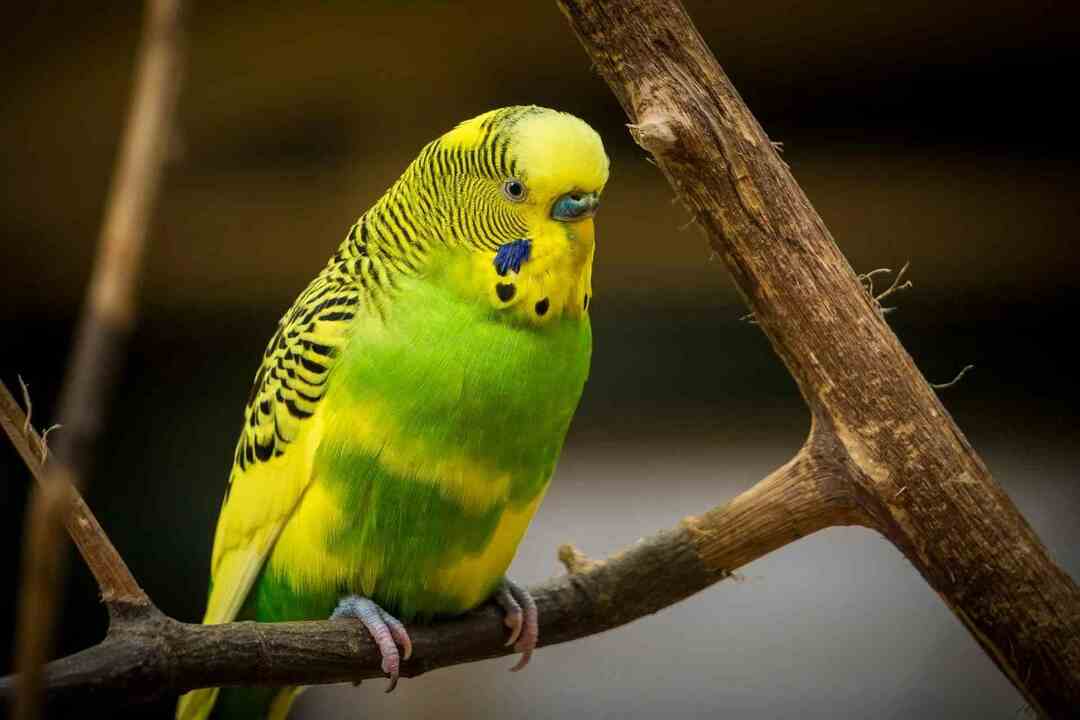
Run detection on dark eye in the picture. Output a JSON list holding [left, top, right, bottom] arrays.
[[502, 179, 526, 202]]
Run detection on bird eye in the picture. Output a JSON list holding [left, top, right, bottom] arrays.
[[502, 179, 526, 202]]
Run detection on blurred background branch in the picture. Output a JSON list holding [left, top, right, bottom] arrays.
[[8, 0, 185, 717]]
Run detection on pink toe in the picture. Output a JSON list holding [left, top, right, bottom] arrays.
[[380, 610, 414, 661], [509, 649, 532, 672], [498, 579, 538, 672]]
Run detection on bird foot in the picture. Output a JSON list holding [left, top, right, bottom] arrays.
[[494, 578, 538, 671], [331, 595, 413, 692]]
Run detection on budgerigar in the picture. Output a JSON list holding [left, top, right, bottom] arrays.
[[176, 106, 608, 720]]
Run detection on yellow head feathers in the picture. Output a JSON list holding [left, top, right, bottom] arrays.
[[438, 105, 609, 227], [509, 108, 609, 196]]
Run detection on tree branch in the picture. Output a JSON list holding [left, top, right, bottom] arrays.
[[0, 383, 148, 607], [10, 1, 185, 717], [556, 0, 1080, 715], [4, 0, 1078, 716], [52, 0, 186, 475], [0, 437, 854, 711]]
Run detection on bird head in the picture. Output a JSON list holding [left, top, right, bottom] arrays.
[[416, 106, 610, 323]]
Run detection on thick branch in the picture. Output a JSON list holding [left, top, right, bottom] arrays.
[[11, 1, 185, 717], [1, 440, 855, 709], [558, 0, 1080, 715]]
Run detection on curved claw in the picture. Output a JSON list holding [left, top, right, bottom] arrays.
[[497, 583, 524, 647], [509, 645, 534, 673], [332, 595, 413, 692], [495, 578, 538, 672], [377, 606, 413, 661]]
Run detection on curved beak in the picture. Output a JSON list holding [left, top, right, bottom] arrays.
[[551, 191, 600, 222]]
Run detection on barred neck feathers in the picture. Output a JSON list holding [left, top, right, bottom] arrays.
[[330, 106, 609, 325]]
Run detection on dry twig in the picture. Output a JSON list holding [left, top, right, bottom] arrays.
[[859, 262, 913, 316], [10, 1, 186, 718], [932, 364, 976, 390]]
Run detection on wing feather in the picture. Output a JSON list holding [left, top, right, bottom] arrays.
[[177, 255, 360, 720]]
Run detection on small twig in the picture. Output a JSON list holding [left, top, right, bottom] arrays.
[[18, 376, 32, 434], [858, 262, 913, 316], [874, 261, 913, 305], [38, 424, 62, 464], [558, 544, 603, 575], [4, 383, 75, 720], [858, 267, 894, 298], [931, 364, 975, 390], [1, 381, 150, 601], [14, 379, 63, 463]]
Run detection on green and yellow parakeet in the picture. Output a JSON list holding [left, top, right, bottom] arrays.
[[176, 106, 608, 720]]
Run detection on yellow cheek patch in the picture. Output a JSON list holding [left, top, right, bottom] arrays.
[[439, 219, 594, 326]]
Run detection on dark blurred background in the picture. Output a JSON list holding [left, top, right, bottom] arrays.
[[3, 1, 1078, 718]]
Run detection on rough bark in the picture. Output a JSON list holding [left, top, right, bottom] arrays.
[[557, 0, 1080, 715]]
